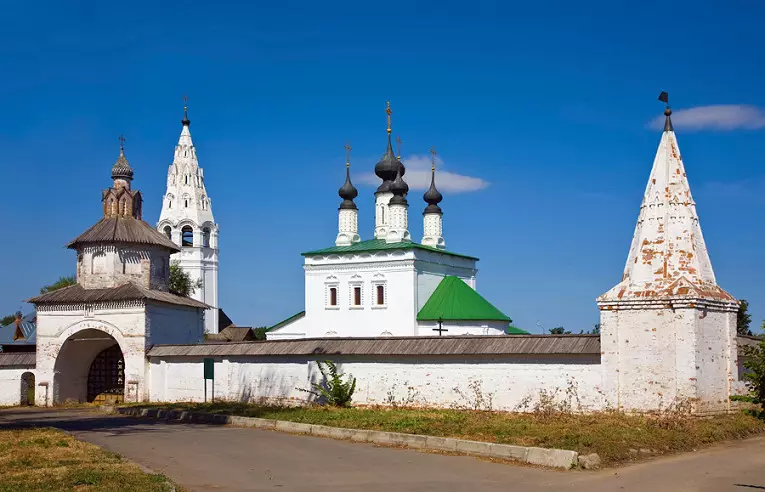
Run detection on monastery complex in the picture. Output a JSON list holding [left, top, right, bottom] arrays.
[[0, 95, 751, 415]]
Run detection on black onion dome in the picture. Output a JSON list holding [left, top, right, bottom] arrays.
[[423, 169, 443, 214], [338, 165, 358, 210], [111, 148, 134, 181], [374, 135, 403, 192], [389, 167, 409, 206]]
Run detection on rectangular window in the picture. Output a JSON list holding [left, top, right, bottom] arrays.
[[353, 286, 361, 306], [330, 287, 337, 306], [376, 285, 385, 305]]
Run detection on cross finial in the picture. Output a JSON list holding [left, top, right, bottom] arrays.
[[396, 135, 402, 160], [344, 142, 352, 167], [385, 101, 392, 134], [429, 146, 437, 172], [182, 95, 190, 126], [118, 134, 126, 153]]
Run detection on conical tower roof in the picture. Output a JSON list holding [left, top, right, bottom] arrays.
[[600, 98, 734, 302]]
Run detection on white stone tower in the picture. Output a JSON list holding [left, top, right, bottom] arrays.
[[421, 147, 445, 249], [335, 144, 361, 247], [598, 93, 739, 414], [157, 102, 220, 333]]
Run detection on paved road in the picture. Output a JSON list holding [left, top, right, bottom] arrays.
[[2, 408, 765, 491]]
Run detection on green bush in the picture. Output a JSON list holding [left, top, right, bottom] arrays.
[[741, 338, 765, 418], [302, 361, 356, 407]]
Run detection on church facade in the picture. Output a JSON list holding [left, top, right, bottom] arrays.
[[156, 106, 220, 334], [268, 104, 513, 339]]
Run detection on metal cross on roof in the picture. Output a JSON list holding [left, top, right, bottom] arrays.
[[344, 142, 352, 166], [429, 146, 437, 171], [118, 134, 126, 151]]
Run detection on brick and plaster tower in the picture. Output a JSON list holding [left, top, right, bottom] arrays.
[[157, 101, 220, 333], [421, 147, 445, 249], [598, 93, 739, 414], [374, 102, 404, 240], [335, 143, 360, 247]]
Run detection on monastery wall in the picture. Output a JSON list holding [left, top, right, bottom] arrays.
[[148, 354, 605, 411], [145, 304, 205, 346], [0, 368, 35, 406]]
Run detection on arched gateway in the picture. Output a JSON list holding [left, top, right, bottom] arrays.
[[25, 140, 207, 406]]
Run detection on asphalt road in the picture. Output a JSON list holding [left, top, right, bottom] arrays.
[[2, 407, 765, 492]]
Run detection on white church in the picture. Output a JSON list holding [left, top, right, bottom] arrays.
[[269, 103, 514, 339], [0, 94, 748, 415]]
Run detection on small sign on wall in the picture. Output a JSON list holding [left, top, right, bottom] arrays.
[[203, 358, 214, 402]]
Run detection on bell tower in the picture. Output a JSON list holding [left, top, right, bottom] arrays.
[[157, 99, 220, 333]]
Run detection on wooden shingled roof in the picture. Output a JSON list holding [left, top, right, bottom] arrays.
[[67, 216, 180, 252], [148, 334, 602, 358], [26, 282, 208, 309], [0, 352, 35, 367]]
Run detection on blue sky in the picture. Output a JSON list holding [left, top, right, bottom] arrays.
[[2, 1, 764, 333]]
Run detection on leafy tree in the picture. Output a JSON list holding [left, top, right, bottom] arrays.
[[253, 327, 268, 341], [40, 275, 76, 294], [737, 299, 753, 336], [549, 326, 571, 335], [579, 323, 600, 335], [301, 361, 356, 407], [169, 262, 202, 297], [740, 338, 765, 418], [0, 314, 17, 326]]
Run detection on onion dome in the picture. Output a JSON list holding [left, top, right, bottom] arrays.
[[338, 163, 358, 210], [423, 167, 443, 214], [375, 135, 402, 192], [389, 166, 409, 206], [111, 141, 134, 182]]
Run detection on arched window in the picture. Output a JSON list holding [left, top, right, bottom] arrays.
[[163, 226, 172, 239], [185, 175, 189, 185], [184, 199, 189, 208], [329, 287, 338, 306], [201, 196, 207, 210], [182, 226, 194, 247], [202, 227, 211, 248], [376, 285, 385, 306]]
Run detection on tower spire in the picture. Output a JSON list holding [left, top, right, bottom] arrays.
[[658, 91, 672, 132], [111, 134, 134, 188], [182, 95, 191, 127], [396, 135, 402, 160], [422, 146, 445, 249]]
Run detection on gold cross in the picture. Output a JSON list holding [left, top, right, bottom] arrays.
[[396, 135, 402, 159], [119, 134, 126, 151], [429, 146, 437, 171], [344, 142, 352, 166], [385, 101, 392, 134], [183, 95, 188, 118]]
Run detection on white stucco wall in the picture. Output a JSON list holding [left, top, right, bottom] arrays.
[[0, 367, 35, 406], [148, 354, 604, 412], [145, 304, 205, 346]]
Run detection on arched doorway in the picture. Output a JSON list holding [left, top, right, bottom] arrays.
[[87, 345, 124, 404], [52, 329, 126, 405], [20, 372, 35, 405]]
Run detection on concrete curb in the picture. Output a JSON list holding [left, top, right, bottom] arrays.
[[107, 406, 579, 469]]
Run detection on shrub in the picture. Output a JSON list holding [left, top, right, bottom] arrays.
[[741, 337, 765, 418], [303, 361, 356, 407]]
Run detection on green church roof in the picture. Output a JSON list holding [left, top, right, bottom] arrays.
[[506, 325, 529, 334], [302, 239, 478, 261], [417, 276, 511, 322]]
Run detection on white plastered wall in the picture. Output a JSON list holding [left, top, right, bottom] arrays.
[[0, 367, 35, 406]]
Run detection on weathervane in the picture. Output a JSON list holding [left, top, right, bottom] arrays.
[[385, 101, 392, 134], [658, 91, 669, 109], [396, 135, 402, 160], [344, 142, 352, 167]]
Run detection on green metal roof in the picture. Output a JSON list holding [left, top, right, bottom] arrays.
[[302, 239, 478, 261], [506, 325, 529, 335], [417, 276, 511, 322], [267, 311, 305, 332]]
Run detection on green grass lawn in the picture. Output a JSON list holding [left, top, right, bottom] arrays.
[[0, 428, 177, 492], [131, 402, 765, 465]]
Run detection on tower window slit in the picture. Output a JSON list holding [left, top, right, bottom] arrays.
[[329, 287, 337, 306], [353, 286, 361, 306]]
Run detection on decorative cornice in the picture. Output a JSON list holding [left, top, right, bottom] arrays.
[[305, 259, 415, 273]]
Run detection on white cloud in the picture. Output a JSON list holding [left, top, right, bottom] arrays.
[[648, 105, 765, 131], [357, 154, 489, 193]]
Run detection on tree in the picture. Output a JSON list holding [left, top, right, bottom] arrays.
[[580, 323, 600, 335], [0, 313, 17, 326], [737, 299, 753, 336], [169, 261, 202, 297], [549, 326, 571, 335], [740, 337, 765, 418], [40, 275, 76, 294]]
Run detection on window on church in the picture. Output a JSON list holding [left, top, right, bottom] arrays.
[[353, 286, 361, 306], [184, 199, 188, 208], [182, 226, 194, 247], [185, 175, 189, 185], [202, 227, 211, 248], [163, 226, 172, 240], [376, 285, 385, 306], [329, 287, 337, 306]]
